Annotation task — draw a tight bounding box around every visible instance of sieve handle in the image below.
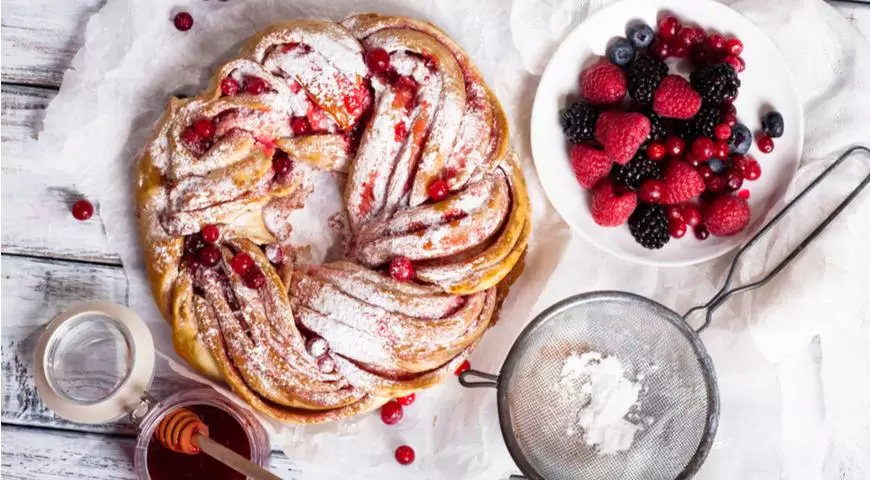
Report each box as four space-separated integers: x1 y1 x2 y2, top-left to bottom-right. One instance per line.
685 145 870 332
458 369 498 389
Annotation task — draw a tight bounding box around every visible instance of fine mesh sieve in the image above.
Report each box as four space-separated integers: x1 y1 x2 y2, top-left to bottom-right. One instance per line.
461 146 870 479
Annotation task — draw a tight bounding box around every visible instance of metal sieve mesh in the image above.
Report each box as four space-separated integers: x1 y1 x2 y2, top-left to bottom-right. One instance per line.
495 292 718 480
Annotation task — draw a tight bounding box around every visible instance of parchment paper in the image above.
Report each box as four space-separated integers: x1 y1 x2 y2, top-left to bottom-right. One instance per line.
39 0 870 478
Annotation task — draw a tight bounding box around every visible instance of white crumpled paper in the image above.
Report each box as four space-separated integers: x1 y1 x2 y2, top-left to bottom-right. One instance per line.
39 0 870 478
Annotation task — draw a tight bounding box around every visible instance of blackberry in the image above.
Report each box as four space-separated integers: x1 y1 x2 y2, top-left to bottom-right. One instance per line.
628 203 670 250
626 55 668 106
559 102 600 144
676 105 720 140
646 111 667 142
611 150 661 190
690 63 740 105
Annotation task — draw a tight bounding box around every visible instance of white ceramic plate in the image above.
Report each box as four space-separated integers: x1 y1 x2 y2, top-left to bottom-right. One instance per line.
530 0 804 266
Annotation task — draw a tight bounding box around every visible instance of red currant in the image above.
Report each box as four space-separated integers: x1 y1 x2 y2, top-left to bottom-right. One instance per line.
705 175 726 193
395 445 415 465
668 41 688 58
713 124 732 141
638 179 664 204
397 393 416 406
244 76 269 95
666 205 683 221
724 55 744 73
757 135 774 153
694 225 710 240
737 189 751 200
365 48 391 73
681 204 702 227
193 118 215 139
743 158 762 180
691 137 714 160
173 12 194 32
389 256 415 282
71 199 94 221
731 154 748 173
721 114 738 127
677 27 697 47
658 16 681 40
231 253 254 275
647 142 666 161
665 136 685 157
243 268 266 289
707 34 726 52
201 224 220 243
725 37 744 56
427 179 449 201
725 169 744 191
220 77 240 96
714 140 730 159
669 219 688 239
650 39 669 60
197 245 222 267
290 116 311 135
272 151 294 177
380 400 404 425
697 163 714 180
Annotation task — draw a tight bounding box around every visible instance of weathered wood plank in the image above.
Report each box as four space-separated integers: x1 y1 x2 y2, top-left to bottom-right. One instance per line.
1 85 120 264
1 0 106 87
0 425 300 479
0 255 197 434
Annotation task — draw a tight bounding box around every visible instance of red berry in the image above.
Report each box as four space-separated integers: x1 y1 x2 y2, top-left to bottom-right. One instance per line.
184 233 206 255
666 205 683 221
647 142 666 161
397 393 416 406
197 245 222 267
380 400 404 425
725 169 744 191
721 114 738 127
365 48 391 73
658 16 681 40
705 175 726 193
181 127 200 146
220 77 240 96
427 179 449 201
694 225 710 240
173 12 194 31
757 135 774 153
697 163 714 180
681 204 702 227
737 189 751 200
201 224 220 243
669 218 688 238
668 41 688 58
725 37 744 56
243 267 266 289
455 359 471 376
389 256 415 282
650 39 669 60
690 45 709 66
231 253 254 275
731 155 748 173
272 151 294 177
714 140 730 159
691 137 714 160
723 55 744 73
713 124 732 141
705 195 751 236
665 136 685 157
707 34 725 52
735 56 746 73
677 27 697 47
193 118 215 139
71 199 94 221
244 76 268 95
686 154 703 169
395 445 415 465
691 28 707 45
638 179 664 204
290 116 311 135
743 158 762 180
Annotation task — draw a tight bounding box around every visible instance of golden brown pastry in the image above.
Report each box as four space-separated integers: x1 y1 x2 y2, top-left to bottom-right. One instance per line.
136 14 530 424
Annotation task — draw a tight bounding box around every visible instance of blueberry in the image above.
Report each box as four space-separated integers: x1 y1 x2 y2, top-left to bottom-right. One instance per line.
708 158 725 173
729 122 752 155
607 38 635 67
761 111 784 138
627 23 655 49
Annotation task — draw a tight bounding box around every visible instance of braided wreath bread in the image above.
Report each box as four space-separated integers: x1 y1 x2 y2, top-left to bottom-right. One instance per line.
136 13 530 423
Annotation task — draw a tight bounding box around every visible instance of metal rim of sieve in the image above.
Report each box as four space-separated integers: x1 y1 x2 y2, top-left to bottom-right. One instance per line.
461 145 870 480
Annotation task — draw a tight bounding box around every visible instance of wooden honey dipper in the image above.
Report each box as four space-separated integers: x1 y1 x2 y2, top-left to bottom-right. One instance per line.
156 408 282 480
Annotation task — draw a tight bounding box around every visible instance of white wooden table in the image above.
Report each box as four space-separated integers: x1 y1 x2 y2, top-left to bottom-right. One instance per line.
1 1 868 478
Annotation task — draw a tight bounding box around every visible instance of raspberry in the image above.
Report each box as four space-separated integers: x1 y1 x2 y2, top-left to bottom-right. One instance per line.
569 144 612 189
661 160 705 204
705 195 750 236
595 112 651 164
590 182 638 227
580 59 627 104
653 75 702 119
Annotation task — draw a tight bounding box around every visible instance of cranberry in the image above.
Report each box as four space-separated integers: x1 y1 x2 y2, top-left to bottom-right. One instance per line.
713 140 730 159
455 359 471 376
290 116 311 135
705 175 726 193
380 400 404 425
681 204 702 227
724 55 744 73
666 205 683 221
201 224 220 243
244 76 269 95
677 27 697 47
742 158 762 180
243 267 266 289
737 189 751 200
647 142 666 161
264 244 285 265
193 118 215 139
725 37 744 56
757 135 774 153
220 77 240 96
669 218 688 238
365 48 391 73
184 233 207 255
395 445 415 466
197 245 222 267
389 256 415 282
231 252 254 275
731 154 748 173
427 179 450 201
713 124 732 141
691 137 714 160
650 39 669 60
694 225 710 240
397 393 416 406
665 136 685 157
697 163 714 180
70 199 94 221
725 169 744 191
658 16 681 40
173 12 194 32
272 151 294 177
638 179 664 204
722 114 738 127
686 154 703 169
735 56 746 72
707 34 725 52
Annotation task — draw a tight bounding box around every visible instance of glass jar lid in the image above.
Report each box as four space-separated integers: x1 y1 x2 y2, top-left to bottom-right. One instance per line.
34 301 155 424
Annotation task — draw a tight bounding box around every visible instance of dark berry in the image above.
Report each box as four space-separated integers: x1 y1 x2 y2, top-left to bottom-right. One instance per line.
694 225 710 240
272 151 294 177
220 77 240 96
629 203 670 249
757 135 774 153
690 63 741 105
707 158 725 174
231 253 254 275
728 123 752 155
626 56 668 106
365 48 390 73
71 200 94 221
201 224 220 243
395 445 415 465
244 76 269 95
761 111 784 138
389 256 415 281
658 16 680 40
627 23 655 49
646 111 668 142
197 245 222 267
682 204 702 227
668 218 687 238
611 150 661 190
690 45 709 66
607 37 635 67
676 105 720 140
559 102 599 144
665 136 685 157
380 400 404 425
173 12 194 32
184 233 207 256
691 137 714 160
647 142 666 161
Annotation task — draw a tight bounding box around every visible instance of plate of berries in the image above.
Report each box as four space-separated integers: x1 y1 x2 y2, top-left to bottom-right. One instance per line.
530 0 803 266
